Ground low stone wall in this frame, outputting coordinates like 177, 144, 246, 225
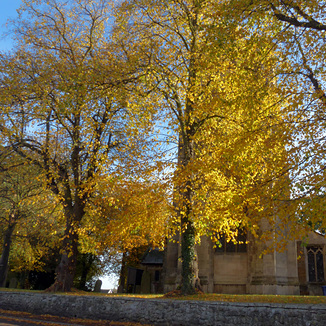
1, 291, 326, 326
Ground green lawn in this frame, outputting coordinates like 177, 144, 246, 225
2, 288, 326, 305
161, 293, 326, 304
104, 292, 326, 305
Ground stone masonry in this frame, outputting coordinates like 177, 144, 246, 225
1, 291, 326, 325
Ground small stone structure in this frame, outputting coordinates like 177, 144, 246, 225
93, 279, 102, 292
126, 248, 164, 294
1, 291, 326, 326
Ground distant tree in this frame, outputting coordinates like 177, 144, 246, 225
7, 199, 63, 290
74, 253, 101, 291
0, 148, 56, 287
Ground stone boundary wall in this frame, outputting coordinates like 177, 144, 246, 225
1, 291, 326, 326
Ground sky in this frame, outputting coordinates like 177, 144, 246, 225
0, 0, 22, 50
0, 0, 118, 291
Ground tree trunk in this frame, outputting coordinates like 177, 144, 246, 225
178, 133, 198, 294
78, 253, 95, 291
50, 208, 81, 292
0, 224, 16, 287
79, 255, 88, 290
52, 238, 78, 292
181, 219, 196, 294
180, 179, 198, 294
118, 251, 127, 293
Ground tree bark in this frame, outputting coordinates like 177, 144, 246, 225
181, 216, 196, 294
50, 206, 83, 292
118, 251, 127, 293
179, 132, 198, 294
52, 237, 78, 292
0, 223, 16, 287
78, 253, 96, 291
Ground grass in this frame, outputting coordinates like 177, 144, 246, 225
1, 287, 326, 305
160, 293, 326, 305
104, 292, 326, 305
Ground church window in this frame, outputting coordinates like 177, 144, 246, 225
215, 230, 247, 253
307, 246, 325, 283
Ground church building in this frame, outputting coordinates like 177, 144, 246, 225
162, 231, 326, 296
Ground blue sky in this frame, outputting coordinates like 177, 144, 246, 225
0, 0, 22, 50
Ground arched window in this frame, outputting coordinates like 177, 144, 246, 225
307, 246, 325, 283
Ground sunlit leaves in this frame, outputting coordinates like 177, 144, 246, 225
0, 0, 169, 291
114, 0, 298, 293
0, 150, 62, 275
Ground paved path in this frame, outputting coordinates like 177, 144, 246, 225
0, 310, 152, 326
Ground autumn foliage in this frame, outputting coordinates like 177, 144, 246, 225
0, 0, 326, 294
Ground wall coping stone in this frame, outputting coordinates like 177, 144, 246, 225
1, 291, 326, 326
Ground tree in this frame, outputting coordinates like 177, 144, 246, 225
0, 0, 158, 291
74, 253, 101, 291
114, 0, 290, 294
7, 189, 63, 290
0, 148, 54, 287
239, 0, 326, 231
267, 0, 326, 32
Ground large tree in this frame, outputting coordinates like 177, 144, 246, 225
114, 0, 290, 294
0, 0, 157, 291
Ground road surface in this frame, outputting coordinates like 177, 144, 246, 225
0, 310, 152, 326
